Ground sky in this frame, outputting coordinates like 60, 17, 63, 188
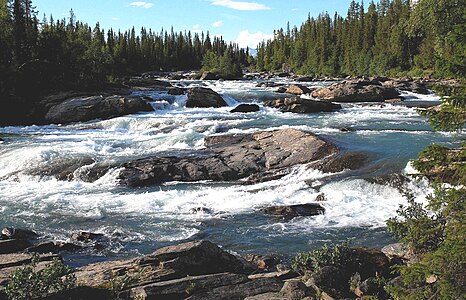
33, 0, 356, 49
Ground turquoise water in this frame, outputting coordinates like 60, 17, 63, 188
0, 79, 459, 266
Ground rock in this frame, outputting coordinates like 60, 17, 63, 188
248, 270, 298, 281
256, 82, 283, 88
127, 77, 173, 90
381, 243, 414, 261
186, 87, 228, 108
296, 76, 314, 82
184, 277, 283, 300
276, 86, 287, 93
312, 79, 400, 102
286, 84, 312, 95
200, 71, 218, 80
1, 228, 38, 240
316, 152, 369, 173
350, 247, 391, 279
383, 79, 430, 94
280, 280, 313, 300
126, 273, 249, 299
26, 241, 83, 254
245, 292, 288, 300
244, 255, 280, 271
0, 253, 60, 286
264, 97, 341, 114
315, 193, 327, 202
277, 72, 290, 77
261, 203, 325, 219
74, 240, 255, 289
312, 266, 352, 299
0, 253, 58, 269
356, 277, 384, 297
45, 95, 154, 124
230, 104, 260, 113
114, 129, 339, 187
25, 156, 96, 181
365, 173, 411, 193
189, 207, 213, 214
339, 127, 352, 132
0, 239, 32, 254
71, 231, 106, 243
167, 86, 186, 95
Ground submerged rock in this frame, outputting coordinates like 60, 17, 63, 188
186, 87, 228, 108
230, 104, 260, 113
312, 79, 399, 102
45, 95, 154, 124
261, 203, 325, 219
264, 97, 341, 114
114, 129, 339, 187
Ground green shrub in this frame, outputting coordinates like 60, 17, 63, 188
1, 255, 76, 300
291, 240, 353, 274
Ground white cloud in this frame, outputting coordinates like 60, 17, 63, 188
193, 24, 203, 30
129, 2, 154, 9
234, 30, 273, 49
111, 17, 119, 21
212, 20, 223, 28
211, 0, 270, 11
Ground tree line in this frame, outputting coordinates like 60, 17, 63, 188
256, 0, 465, 78
0, 0, 250, 122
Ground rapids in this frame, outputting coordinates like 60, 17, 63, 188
0, 79, 456, 265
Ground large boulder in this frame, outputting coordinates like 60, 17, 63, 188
312, 79, 400, 102
44, 95, 154, 124
114, 129, 339, 187
261, 203, 325, 219
264, 97, 341, 113
231, 104, 260, 113
186, 87, 228, 108
286, 84, 313, 95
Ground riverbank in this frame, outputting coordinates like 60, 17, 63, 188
0, 227, 416, 300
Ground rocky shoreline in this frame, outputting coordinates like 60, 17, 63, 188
0, 226, 416, 300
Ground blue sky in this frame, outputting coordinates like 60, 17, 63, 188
33, 0, 356, 48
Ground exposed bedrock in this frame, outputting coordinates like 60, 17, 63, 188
114, 128, 339, 187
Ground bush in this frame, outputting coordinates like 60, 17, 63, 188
291, 240, 354, 274
1, 255, 76, 300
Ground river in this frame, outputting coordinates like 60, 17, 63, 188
0, 79, 453, 266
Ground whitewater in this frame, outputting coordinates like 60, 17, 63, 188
0, 79, 455, 265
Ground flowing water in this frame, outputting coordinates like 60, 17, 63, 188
0, 79, 456, 266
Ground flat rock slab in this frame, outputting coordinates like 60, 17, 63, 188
74, 240, 253, 290
114, 129, 338, 187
